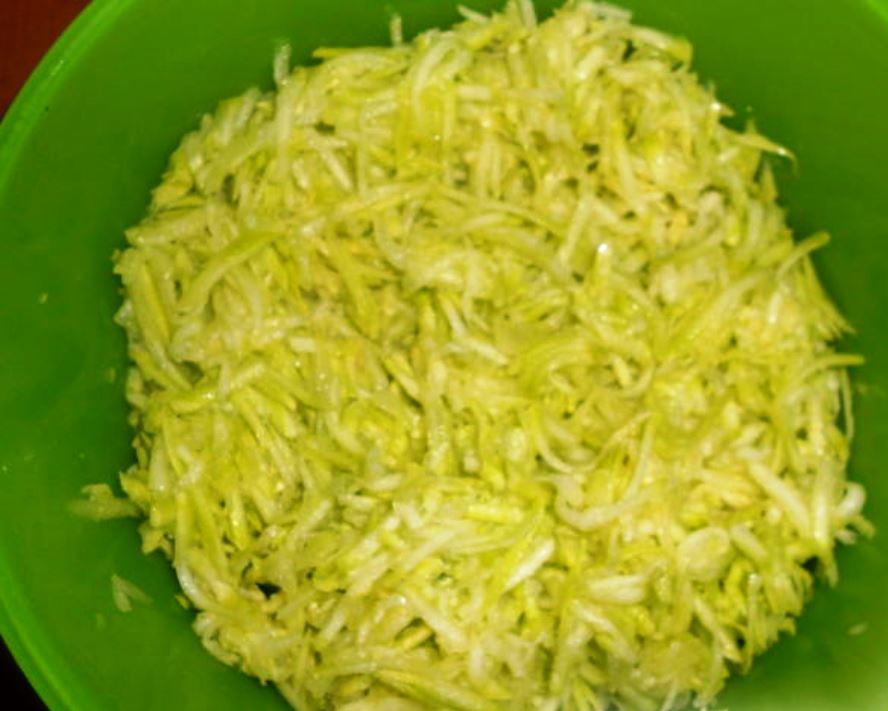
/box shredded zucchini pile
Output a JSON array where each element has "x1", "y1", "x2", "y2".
[{"x1": 114, "y1": 2, "x2": 869, "y2": 709}]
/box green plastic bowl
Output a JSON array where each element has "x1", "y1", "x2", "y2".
[{"x1": 1, "y1": 1, "x2": 887, "y2": 709}]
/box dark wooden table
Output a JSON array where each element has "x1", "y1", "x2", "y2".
[
  {"x1": 2, "y1": 3, "x2": 90, "y2": 705},
  {"x1": 1, "y1": 0, "x2": 91, "y2": 113}
]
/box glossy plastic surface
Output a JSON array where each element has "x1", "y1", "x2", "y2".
[{"x1": 0, "y1": 1, "x2": 887, "y2": 709}]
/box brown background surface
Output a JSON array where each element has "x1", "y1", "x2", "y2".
[
  {"x1": 2, "y1": 4, "x2": 89, "y2": 708},
  {"x1": 1, "y1": 0, "x2": 91, "y2": 113}
]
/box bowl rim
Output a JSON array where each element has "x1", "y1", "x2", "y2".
[
  {"x1": 0, "y1": 4, "x2": 142, "y2": 707},
  {"x1": 3, "y1": 0, "x2": 888, "y2": 709},
  {"x1": 0, "y1": 0, "x2": 135, "y2": 189}
]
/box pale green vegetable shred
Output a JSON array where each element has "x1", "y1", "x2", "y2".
[
  {"x1": 110, "y1": 573, "x2": 153, "y2": 614},
  {"x1": 114, "y1": 2, "x2": 870, "y2": 709},
  {"x1": 69, "y1": 483, "x2": 140, "y2": 521}
]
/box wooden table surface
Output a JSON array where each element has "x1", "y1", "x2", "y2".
[{"x1": 1, "y1": 0, "x2": 91, "y2": 114}]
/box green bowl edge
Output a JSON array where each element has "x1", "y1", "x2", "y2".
[
  {"x1": 2, "y1": 0, "x2": 888, "y2": 709},
  {"x1": 0, "y1": 2, "x2": 139, "y2": 706}
]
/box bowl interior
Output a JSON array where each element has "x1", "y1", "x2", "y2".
[{"x1": 1, "y1": 1, "x2": 887, "y2": 709}]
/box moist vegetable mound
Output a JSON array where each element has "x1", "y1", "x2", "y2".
[{"x1": 114, "y1": 2, "x2": 869, "y2": 709}]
